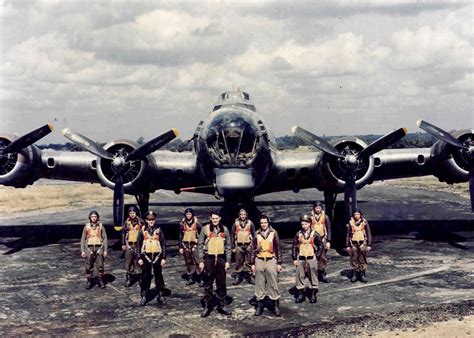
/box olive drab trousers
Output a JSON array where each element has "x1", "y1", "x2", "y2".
[
  {"x1": 350, "y1": 241, "x2": 368, "y2": 271},
  {"x1": 203, "y1": 255, "x2": 227, "y2": 303},
  {"x1": 234, "y1": 243, "x2": 252, "y2": 274},
  {"x1": 183, "y1": 243, "x2": 200, "y2": 276},
  {"x1": 296, "y1": 257, "x2": 318, "y2": 289},
  {"x1": 124, "y1": 244, "x2": 141, "y2": 274},
  {"x1": 140, "y1": 255, "x2": 165, "y2": 292},
  {"x1": 317, "y1": 238, "x2": 328, "y2": 271},
  {"x1": 85, "y1": 247, "x2": 104, "y2": 277}
]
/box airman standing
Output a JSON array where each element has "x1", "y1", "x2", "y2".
[
  {"x1": 122, "y1": 206, "x2": 144, "y2": 287},
  {"x1": 178, "y1": 208, "x2": 202, "y2": 286},
  {"x1": 137, "y1": 211, "x2": 167, "y2": 306},
  {"x1": 346, "y1": 209, "x2": 372, "y2": 283},
  {"x1": 231, "y1": 208, "x2": 255, "y2": 285},
  {"x1": 292, "y1": 214, "x2": 323, "y2": 304},
  {"x1": 251, "y1": 214, "x2": 282, "y2": 317},
  {"x1": 311, "y1": 201, "x2": 332, "y2": 283},
  {"x1": 198, "y1": 210, "x2": 232, "y2": 317},
  {"x1": 80, "y1": 210, "x2": 108, "y2": 289}
]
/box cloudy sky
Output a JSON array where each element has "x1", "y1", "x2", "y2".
[{"x1": 1, "y1": 1, "x2": 472, "y2": 144}]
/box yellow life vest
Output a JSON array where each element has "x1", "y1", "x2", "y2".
[
  {"x1": 312, "y1": 211, "x2": 326, "y2": 237},
  {"x1": 182, "y1": 217, "x2": 198, "y2": 243},
  {"x1": 126, "y1": 220, "x2": 141, "y2": 243},
  {"x1": 143, "y1": 227, "x2": 161, "y2": 253},
  {"x1": 350, "y1": 219, "x2": 366, "y2": 241},
  {"x1": 298, "y1": 230, "x2": 315, "y2": 257},
  {"x1": 235, "y1": 220, "x2": 251, "y2": 244},
  {"x1": 86, "y1": 223, "x2": 103, "y2": 246},
  {"x1": 257, "y1": 231, "x2": 274, "y2": 258},
  {"x1": 207, "y1": 226, "x2": 225, "y2": 255}
]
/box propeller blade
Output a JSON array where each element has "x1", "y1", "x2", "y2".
[
  {"x1": 292, "y1": 126, "x2": 344, "y2": 159},
  {"x1": 126, "y1": 128, "x2": 179, "y2": 162},
  {"x1": 417, "y1": 120, "x2": 465, "y2": 149},
  {"x1": 358, "y1": 127, "x2": 408, "y2": 160},
  {"x1": 469, "y1": 166, "x2": 474, "y2": 212},
  {"x1": 113, "y1": 175, "x2": 124, "y2": 231},
  {"x1": 0, "y1": 124, "x2": 54, "y2": 154},
  {"x1": 62, "y1": 128, "x2": 113, "y2": 160}
]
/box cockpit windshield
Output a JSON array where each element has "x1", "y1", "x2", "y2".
[{"x1": 206, "y1": 112, "x2": 259, "y2": 167}]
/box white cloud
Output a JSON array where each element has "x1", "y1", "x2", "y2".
[{"x1": 391, "y1": 25, "x2": 471, "y2": 69}]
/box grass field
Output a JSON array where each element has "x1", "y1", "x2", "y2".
[
  {"x1": 0, "y1": 183, "x2": 134, "y2": 215},
  {"x1": 0, "y1": 176, "x2": 469, "y2": 216}
]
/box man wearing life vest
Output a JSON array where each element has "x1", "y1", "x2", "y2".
[
  {"x1": 178, "y1": 208, "x2": 202, "y2": 286},
  {"x1": 80, "y1": 210, "x2": 108, "y2": 289},
  {"x1": 121, "y1": 206, "x2": 144, "y2": 287},
  {"x1": 137, "y1": 211, "x2": 167, "y2": 306},
  {"x1": 345, "y1": 209, "x2": 372, "y2": 283},
  {"x1": 198, "y1": 210, "x2": 232, "y2": 317},
  {"x1": 292, "y1": 214, "x2": 323, "y2": 304},
  {"x1": 251, "y1": 214, "x2": 282, "y2": 317},
  {"x1": 311, "y1": 201, "x2": 332, "y2": 283},
  {"x1": 231, "y1": 208, "x2": 256, "y2": 285}
]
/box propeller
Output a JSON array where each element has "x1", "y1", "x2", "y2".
[
  {"x1": 292, "y1": 126, "x2": 407, "y2": 222},
  {"x1": 63, "y1": 128, "x2": 179, "y2": 227},
  {"x1": 417, "y1": 120, "x2": 474, "y2": 212},
  {"x1": 0, "y1": 124, "x2": 54, "y2": 155}
]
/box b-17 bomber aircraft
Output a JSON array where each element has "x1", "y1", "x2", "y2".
[{"x1": 0, "y1": 91, "x2": 473, "y2": 233}]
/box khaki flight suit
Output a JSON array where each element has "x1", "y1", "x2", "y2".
[
  {"x1": 292, "y1": 229, "x2": 323, "y2": 290},
  {"x1": 251, "y1": 226, "x2": 282, "y2": 301},
  {"x1": 179, "y1": 217, "x2": 202, "y2": 277},
  {"x1": 80, "y1": 222, "x2": 108, "y2": 277},
  {"x1": 231, "y1": 219, "x2": 255, "y2": 275},
  {"x1": 311, "y1": 211, "x2": 331, "y2": 272},
  {"x1": 346, "y1": 218, "x2": 372, "y2": 271}
]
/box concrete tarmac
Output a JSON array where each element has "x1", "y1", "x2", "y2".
[{"x1": 0, "y1": 185, "x2": 473, "y2": 335}]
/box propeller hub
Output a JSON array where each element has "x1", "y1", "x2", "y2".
[
  {"x1": 345, "y1": 155, "x2": 358, "y2": 168},
  {"x1": 112, "y1": 156, "x2": 126, "y2": 171},
  {"x1": 468, "y1": 146, "x2": 474, "y2": 159}
]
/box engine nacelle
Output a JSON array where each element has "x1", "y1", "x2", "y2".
[
  {"x1": 318, "y1": 137, "x2": 375, "y2": 192},
  {"x1": 0, "y1": 133, "x2": 42, "y2": 187},
  {"x1": 430, "y1": 129, "x2": 473, "y2": 184},
  {"x1": 96, "y1": 139, "x2": 151, "y2": 194}
]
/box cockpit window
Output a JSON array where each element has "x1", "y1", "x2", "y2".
[{"x1": 206, "y1": 113, "x2": 259, "y2": 167}]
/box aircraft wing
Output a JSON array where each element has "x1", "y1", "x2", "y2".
[{"x1": 264, "y1": 131, "x2": 471, "y2": 195}]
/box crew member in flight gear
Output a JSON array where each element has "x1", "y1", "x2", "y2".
[
  {"x1": 231, "y1": 208, "x2": 256, "y2": 285},
  {"x1": 122, "y1": 206, "x2": 144, "y2": 287},
  {"x1": 178, "y1": 208, "x2": 202, "y2": 286},
  {"x1": 137, "y1": 211, "x2": 167, "y2": 306},
  {"x1": 251, "y1": 214, "x2": 282, "y2": 317},
  {"x1": 80, "y1": 210, "x2": 108, "y2": 289},
  {"x1": 345, "y1": 209, "x2": 372, "y2": 283},
  {"x1": 292, "y1": 214, "x2": 323, "y2": 304},
  {"x1": 198, "y1": 210, "x2": 232, "y2": 317},
  {"x1": 311, "y1": 201, "x2": 332, "y2": 283}
]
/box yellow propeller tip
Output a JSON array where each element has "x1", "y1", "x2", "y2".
[
  {"x1": 291, "y1": 126, "x2": 298, "y2": 134},
  {"x1": 114, "y1": 226, "x2": 123, "y2": 232},
  {"x1": 402, "y1": 127, "x2": 408, "y2": 134},
  {"x1": 48, "y1": 124, "x2": 55, "y2": 132},
  {"x1": 416, "y1": 119, "x2": 422, "y2": 127},
  {"x1": 172, "y1": 128, "x2": 179, "y2": 138}
]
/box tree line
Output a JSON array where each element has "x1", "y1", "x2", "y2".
[{"x1": 38, "y1": 133, "x2": 437, "y2": 152}]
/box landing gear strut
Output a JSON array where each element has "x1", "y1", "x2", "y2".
[{"x1": 134, "y1": 193, "x2": 150, "y2": 217}]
